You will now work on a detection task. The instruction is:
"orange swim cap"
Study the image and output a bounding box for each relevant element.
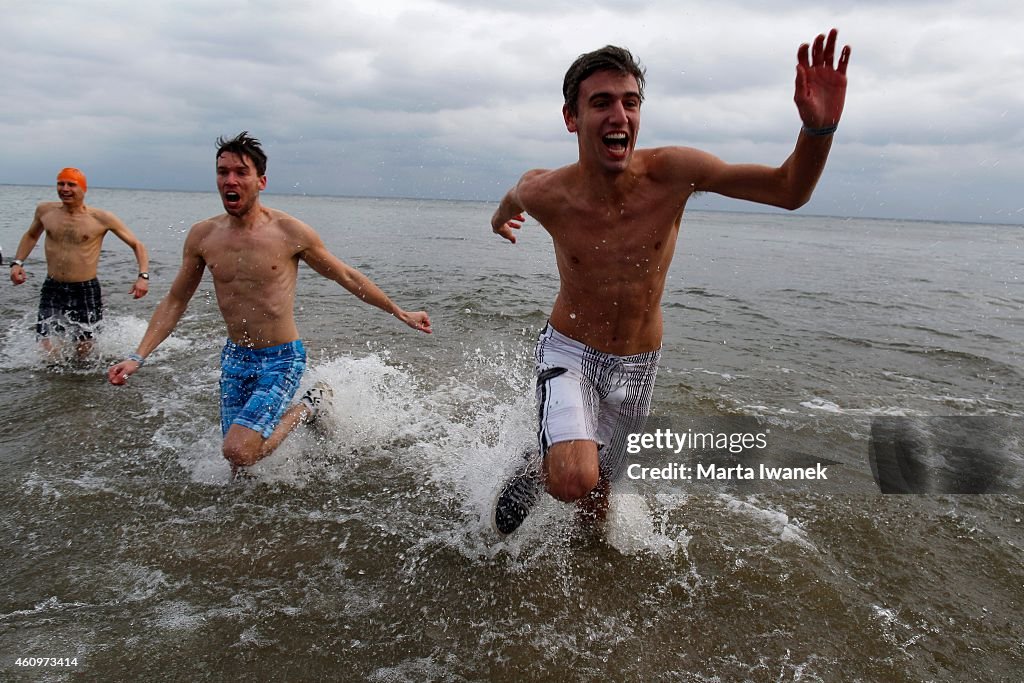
[57,167,87,192]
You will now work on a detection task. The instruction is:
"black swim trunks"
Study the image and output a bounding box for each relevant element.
[36,277,104,341]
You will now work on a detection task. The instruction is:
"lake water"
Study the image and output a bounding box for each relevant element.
[1,185,1022,681]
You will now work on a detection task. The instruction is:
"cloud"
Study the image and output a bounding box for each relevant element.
[1,0,1022,223]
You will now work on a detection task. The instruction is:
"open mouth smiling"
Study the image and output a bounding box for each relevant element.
[603,132,629,152]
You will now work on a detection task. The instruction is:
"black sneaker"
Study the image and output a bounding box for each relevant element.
[299,381,333,422]
[492,456,542,537]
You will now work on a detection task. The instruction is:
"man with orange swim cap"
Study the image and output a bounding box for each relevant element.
[57,167,88,192]
[9,166,151,358]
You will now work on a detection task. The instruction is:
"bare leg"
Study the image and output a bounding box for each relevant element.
[224,402,313,476]
[543,439,601,503]
[543,440,614,529]
[39,337,61,362]
[75,339,94,360]
[257,400,314,456]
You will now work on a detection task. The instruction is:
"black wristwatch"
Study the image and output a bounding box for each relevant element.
[10,259,23,268]
[138,272,150,280]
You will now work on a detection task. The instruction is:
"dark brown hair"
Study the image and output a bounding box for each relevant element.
[562,45,646,116]
[216,131,268,176]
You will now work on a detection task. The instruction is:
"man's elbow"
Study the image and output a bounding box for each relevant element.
[774,186,815,211]
[779,195,810,211]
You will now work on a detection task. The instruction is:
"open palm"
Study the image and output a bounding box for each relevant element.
[795,28,851,129]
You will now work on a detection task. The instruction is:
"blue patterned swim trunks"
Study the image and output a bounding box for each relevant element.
[219,339,306,438]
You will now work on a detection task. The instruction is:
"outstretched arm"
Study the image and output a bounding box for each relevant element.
[692,28,851,210]
[107,233,205,385]
[102,210,151,299]
[491,170,548,244]
[301,235,432,334]
[491,188,526,244]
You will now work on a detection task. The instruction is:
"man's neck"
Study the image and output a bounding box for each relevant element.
[226,203,266,230]
[59,201,87,214]
[575,159,641,204]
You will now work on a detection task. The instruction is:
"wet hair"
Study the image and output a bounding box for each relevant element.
[562,45,646,117]
[215,131,267,176]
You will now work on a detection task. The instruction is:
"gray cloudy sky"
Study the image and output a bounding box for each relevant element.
[2,1,1022,223]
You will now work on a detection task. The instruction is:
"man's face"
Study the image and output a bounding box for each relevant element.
[56,180,85,205]
[563,70,642,174]
[216,151,266,217]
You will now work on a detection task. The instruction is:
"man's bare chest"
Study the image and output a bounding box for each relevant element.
[202,235,295,285]
[553,211,679,273]
[44,216,104,245]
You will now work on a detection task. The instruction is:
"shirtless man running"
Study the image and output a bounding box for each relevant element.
[108,132,431,473]
[491,30,851,535]
[9,167,150,358]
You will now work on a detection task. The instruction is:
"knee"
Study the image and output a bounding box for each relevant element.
[545,458,600,503]
[222,441,259,468]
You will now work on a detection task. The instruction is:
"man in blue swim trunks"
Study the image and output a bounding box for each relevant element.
[490,30,851,534]
[108,132,431,473]
[9,167,150,359]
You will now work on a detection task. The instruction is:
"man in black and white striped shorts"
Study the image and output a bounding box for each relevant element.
[490,31,850,535]
[535,323,660,486]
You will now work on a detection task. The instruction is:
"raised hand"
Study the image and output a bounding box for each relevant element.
[795,28,851,129]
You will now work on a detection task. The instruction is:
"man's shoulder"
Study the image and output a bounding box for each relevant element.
[34,201,63,217]
[86,205,124,226]
[640,145,714,178]
[521,164,574,186]
[192,214,224,231]
[265,208,316,240]
[518,165,576,202]
[265,207,304,227]
[187,215,226,244]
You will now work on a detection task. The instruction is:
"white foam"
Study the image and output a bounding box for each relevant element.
[307,353,430,448]
[92,314,195,363]
[369,658,446,683]
[116,564,172,602]
[800,397,843,413]
[694,367,737,381]
[131,341,715,565]
[798,396,925,418]
[0,596,90,620]
[160,351,442,485]
[718,494,816,550]
[605,489,690,557]
[150,600,207,631]
[0,312,195,371]
[19,472,63,501]
[234,625,273,649]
